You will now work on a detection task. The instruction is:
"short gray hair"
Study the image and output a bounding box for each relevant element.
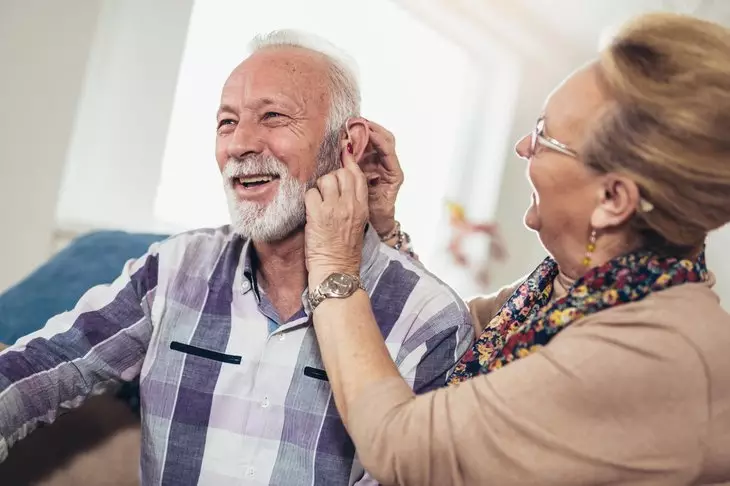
[247,29,361,135]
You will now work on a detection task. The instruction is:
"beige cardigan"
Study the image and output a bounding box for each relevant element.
[349,278,730,485]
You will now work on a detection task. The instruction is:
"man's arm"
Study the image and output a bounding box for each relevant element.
[0,245,161,461]
[392,295,473,394]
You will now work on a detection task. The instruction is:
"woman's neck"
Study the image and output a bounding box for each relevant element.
[551,271,574,301]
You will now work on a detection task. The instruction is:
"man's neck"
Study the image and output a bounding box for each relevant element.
[253,230,307,292]
[252,230,308,320]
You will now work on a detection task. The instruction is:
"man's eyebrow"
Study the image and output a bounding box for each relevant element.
[217,98,289,116]
[217,104,236,117]
[252,97,291,110]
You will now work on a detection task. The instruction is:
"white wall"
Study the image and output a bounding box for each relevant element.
[56,0,194,234]
[0,0,103,292]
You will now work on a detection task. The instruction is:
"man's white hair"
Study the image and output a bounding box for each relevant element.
[247,29,361,134]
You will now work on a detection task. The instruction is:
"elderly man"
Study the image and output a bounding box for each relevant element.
[0,31,472,485]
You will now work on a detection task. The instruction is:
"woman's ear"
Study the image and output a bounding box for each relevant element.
[342,117,370,164]
[590,174,641,230]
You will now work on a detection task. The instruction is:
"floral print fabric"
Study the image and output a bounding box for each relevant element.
[449,250,708,384]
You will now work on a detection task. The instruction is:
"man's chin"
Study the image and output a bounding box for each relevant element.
[253,225,306,244]
[229,213,305,243]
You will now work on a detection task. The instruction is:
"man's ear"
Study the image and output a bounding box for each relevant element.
[590,174,641,230]
[342,117,370,164]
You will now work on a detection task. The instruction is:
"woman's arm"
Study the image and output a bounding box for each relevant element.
[304,135,409,424]
[309,291,407,424]
[304,140,706,486]
[343,313,707,486]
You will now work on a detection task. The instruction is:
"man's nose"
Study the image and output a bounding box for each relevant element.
[227,120,265,160]
[514,133,531,160]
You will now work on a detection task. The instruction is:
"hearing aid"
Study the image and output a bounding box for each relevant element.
[345,120,354,154]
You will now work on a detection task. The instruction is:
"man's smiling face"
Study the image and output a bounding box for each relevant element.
[215,47,339,241]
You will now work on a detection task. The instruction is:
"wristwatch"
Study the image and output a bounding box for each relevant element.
[308,273,364,311]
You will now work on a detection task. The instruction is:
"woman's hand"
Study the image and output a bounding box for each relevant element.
[360,121,404,237]
[305,142,370,288]
[304,141,402,431]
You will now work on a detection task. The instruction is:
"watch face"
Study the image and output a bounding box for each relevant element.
[324,273,356,297]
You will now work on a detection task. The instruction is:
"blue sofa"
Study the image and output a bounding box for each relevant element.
[0,230,167,344]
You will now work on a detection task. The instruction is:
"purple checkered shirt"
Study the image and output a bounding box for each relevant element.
[0,226,472,485]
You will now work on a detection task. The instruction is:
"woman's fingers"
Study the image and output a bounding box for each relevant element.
[366,121,402,176]
[317,172,340,199]
[367,120,395,147]
[340,143,369,203]
[305,186,323,210]
[335,166,355,197]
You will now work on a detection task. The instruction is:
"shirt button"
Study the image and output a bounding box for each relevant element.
[246,466,255,478]
[278,333,286,341]
[261,396,270,408]
[241,280,251,293]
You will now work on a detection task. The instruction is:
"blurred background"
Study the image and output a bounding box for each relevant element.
[1,0,728,306]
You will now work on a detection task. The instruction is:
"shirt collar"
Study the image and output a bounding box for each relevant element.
[239,225,381,288]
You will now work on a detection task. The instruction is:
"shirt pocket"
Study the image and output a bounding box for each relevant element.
[170,341,242,365]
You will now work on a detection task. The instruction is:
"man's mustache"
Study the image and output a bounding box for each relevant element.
[222,155,288,178]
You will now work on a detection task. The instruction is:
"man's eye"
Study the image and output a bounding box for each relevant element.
[262,112,284,120]
[217,119,235,129]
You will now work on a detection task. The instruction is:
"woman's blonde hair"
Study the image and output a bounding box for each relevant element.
[584,13,730,256]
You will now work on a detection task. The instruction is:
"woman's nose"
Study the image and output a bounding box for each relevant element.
[514,133,531,160]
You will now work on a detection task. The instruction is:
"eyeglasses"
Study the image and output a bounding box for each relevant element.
[529,117,578,158]
[528,116,654,213]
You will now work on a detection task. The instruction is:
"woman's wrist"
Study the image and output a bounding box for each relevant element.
[307,262,361,290]
[377,221,416,258]
[311,287,369,318]
[372,216,397,239]
[382,233,399,247]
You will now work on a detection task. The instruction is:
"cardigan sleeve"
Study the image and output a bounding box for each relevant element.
[347,313,709,486]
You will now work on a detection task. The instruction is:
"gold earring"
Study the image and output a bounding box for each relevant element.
[582,229,597,267]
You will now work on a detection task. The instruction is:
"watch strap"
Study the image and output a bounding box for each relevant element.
[308,274,364,311]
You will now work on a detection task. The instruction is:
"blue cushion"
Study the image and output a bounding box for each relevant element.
[0,230,168,345]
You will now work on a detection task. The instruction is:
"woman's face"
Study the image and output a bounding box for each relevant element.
[515,65,614,276]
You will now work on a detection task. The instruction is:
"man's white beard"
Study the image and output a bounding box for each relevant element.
[222,136,340,242]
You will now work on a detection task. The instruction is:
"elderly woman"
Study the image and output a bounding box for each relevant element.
[303,13,730,486]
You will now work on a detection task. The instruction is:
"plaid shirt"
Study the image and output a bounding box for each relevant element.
[0,226,472,485]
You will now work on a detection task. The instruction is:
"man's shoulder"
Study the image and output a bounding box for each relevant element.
[150,225,239,268]
[371,245,474,371]
[370,243,469,322]
[154,225,233,249]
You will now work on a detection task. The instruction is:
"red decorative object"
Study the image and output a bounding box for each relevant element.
[445,201,507,288]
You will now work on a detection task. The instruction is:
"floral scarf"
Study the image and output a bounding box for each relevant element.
[448,250,708,385]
